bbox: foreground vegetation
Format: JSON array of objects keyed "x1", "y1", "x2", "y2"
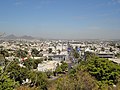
[{"x1": 1, "y1": 48, "x2": 120, "y2": 90}]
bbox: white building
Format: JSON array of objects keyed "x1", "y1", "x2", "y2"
[{"x1": 37, "y1": 61, "x2": 61, "y2": 72}]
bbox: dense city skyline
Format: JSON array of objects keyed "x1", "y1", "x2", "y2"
[{"x1": 0, "y1": 0, "x2": 120, "y2": 39}]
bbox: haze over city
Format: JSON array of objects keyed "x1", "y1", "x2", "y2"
[
  {"x1": 1, "y1": 1, "x2": 120, "y2": 90},
  {"x1": 0, "y1": 0, "x2": 120, "y2": 39}
]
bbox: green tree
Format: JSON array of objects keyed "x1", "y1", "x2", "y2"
[
  {"x1": 73, "y1": 50, "x2": 79, "y2": 58},
  {"x1": 0, "y1": 49, "x2": 9, "y2": 66},
  {"x1": 55, "y1": 66, "x2": 62, "y2": 74},
  {"x1": 0, "y1": 49, "x2": 9, "y2": 57},
  {"x1": 117, "y1": 45, "x2": 120, "y2": 49},
  {"x1": 0, "y1": 54, "x2": 5, "y2": 66},
  {"x1": 45, "y1": 70, "x2": 53, "y2": 78},
  {"x1": 0, "y1": 73, "x2": 19, "y2": 90},
  {"x1": 84, "y1": 51, "x2": 96, "y2": 60},
  {"x1": 44, "y1": 56, "x2": 47, "y2": 61},
  {"x1": 60, "y1": 61, "x2": 68, "y2": 71},
  {"x1": 101, "y1": 47, "x2": 105, "y2": 52},
  {"x1": 75, "y1": 46, "x2": 78, "y2": 51},
  {"x1": 40, "y1": 49, "x2": 43, "y2": 52},
  {"x1": 48, "y1": 57, "x2": 52, "y2": 61},
  {"x1": 48, "y1": 48, "x2": 52, "y2": 54},
  {"x1": 115, "y1": 53, "x2": 120, "y2": 58},
  {"x1": 91, "y1": 46, "x2": 97, "y2": 51},
  {"x1": 23, "y1": 58, "x2": 34, "y2": 70},
  {"x1": 57, "y1": 49, "x2": 61, "y2": 54},
  {"x1": 31, "y1": 48, "x2": 40, "y2": 57},
  {"x1": 109, "y1": 47, "x2": 113, "y2": 52},
  {"x1": 6, "y1": 61, "x2": 29, "y2": 84},
  {"x1": 29, "y1": 71, "x2": 48, "y2": 89},
  {"x1": 15, "y1": 49, "x2": 28, "y2": 58},
  {"x1": 33, "y1": 58, "x2": 43, "y2": 69},
  {"x1": 87, "y1": 57, "x2": 120, "y2": 85},
  {"x1": 56, "y1": 70, "x2": 98, "y2": 90}
]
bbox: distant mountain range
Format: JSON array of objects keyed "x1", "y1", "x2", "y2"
[{"x1": 3, "y1": 34, "x2": 35, "y2": 40}]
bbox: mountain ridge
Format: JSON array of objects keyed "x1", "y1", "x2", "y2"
[{"x1": 3, "y1": 34, "x2": 35, "y2": 40}]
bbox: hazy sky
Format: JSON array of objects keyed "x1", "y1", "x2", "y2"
[{"x1": 0, "y1": 0, "x2": 120, "y2": 39}]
